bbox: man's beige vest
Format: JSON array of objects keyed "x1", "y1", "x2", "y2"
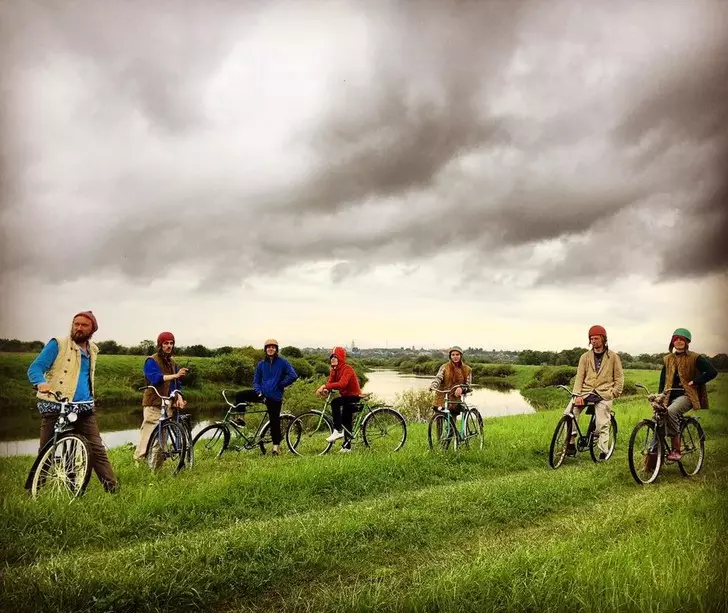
[{"x1": 36, "y1": 336, "x2": 98, "y2": 401}]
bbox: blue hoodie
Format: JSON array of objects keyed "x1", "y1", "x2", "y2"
[{"x1": 254, "y1": 354, "x2": 298, "y2": 401}]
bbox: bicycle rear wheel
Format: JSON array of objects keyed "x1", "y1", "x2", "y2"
[
  {"x1": 590, "y1": 414, "x2": 618, "y2": 463},
  {"x1": 362, "y1": 407, "x2": 407, "y2": 452},
  {"x1": 460, "y1": 409, "x2": 484, "y2": 450},
  {"x1": 678, "y1": 418, "x2": 705, "y2": 477},
  {"x1": 192, "y1": 423, "x2": 230, "y2": 461},
  {"x1": 146, "y1": 421, "x2": 186, "y2": 475},
  {"x1": 260, "y1": 413, "x2": 296, "y2": 455},
  {"x1": 548, "y1": 416, "x2": 571, "y2": 469},
  {"x1": 286, "y1": 411, "x2": 334, "y2": 457},
  {"x1": 29, "y1": 433, "x2": 92, "y2": 500},
  {"x1": 628, "y1": 419, "x2": 662, "y2": 485},
  {"x1": 428, "y1": 413, "x2": 456, "y2": 452}
]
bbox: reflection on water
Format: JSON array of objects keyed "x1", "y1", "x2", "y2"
[
  {"x1": 364, "y1": 370, "x2": 534, "y2": 418},
  {"x1": 0, "y1": 370, "x2": 534, "y2": 457}
]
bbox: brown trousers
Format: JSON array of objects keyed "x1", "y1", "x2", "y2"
[{"x1": 39, "y1": 413, "x2": 118, "y2": 492}]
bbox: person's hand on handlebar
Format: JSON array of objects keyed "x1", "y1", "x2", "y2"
[
  {"x1": 37, "y1": 382, "x2": 52, "y2": 394},
  {"x1": 454, "y1": 387, "x2": 463, "y2": 398},
  {"x1": 316, "y1": 385, "x2": 329, "y2": 397},
  {"x1": 574, "y1": 395, "x2": 585, "y2": 407}
]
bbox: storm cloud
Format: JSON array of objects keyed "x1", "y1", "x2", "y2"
[{"x1": 1, "y1": 0, "x2": 727, "y2": 291}]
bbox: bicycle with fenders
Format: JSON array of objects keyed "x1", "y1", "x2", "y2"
[
  {"x1": 285, "y1": 391, "x2": 407, "y2": 456},
  {"x1": 192, "y1": 390, "x2": 296, "y2": 459},
  {"x1": 25, "y1": 390, "x2": 93, "y2": 500},
  {"x1": 628, "y1": 385, "x2": 705, "y2": 485},
  {"x1": 548, "y1": 385, "x2": 617, "y2": 469},
  {"x1": 138, "y1": 386, "x2": 190, "y2": 474},
  {"x1": 427, "y1": 386, "x2": 484, "y2": 452}
]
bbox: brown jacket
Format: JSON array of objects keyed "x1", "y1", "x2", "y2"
[
  {"x1": 573, "y1": 349, "x2": 624, "y2": 401},
  {"x1": 663, "y1": 351, "x2": 708, "y2": 410},
  {"x1": 142, "y1": 353, "x2": 178, "y2": 407}
]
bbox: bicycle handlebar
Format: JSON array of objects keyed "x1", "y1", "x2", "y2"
[
  {"x1": 221, "y1": 389, "x2": 256, "y2": 409},
  {"x1": 137, "y1": 385, "x2": 182, "y2": 401},
  {"x1": 555, "y1": 385, "x2": 600, "y2": 399},
  {"x1": 431, "y1": 385, "x2": 471, "y2": 395}
]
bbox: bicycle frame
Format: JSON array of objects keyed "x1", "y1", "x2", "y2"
[
  {"x1": 434, "y1": 387, "x2": 474, "y2": 441},
  {"x1": 218, "y1": 390, "x2": 277, "y2": 450},
  {"x1": 317, "y1": 391, "x2": 376, "y2": 441}
]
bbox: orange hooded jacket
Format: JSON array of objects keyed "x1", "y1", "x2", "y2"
[{"x1": 324, "y1": 347, "x2": 362, "y2": 397}]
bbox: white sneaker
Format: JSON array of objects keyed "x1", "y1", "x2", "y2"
[
  {"x1": 339, "y1": 446, "x2": 352, "y2": 453},
  {"x1": 326, "y1": 429, "x2": 345, "y2": 442}
]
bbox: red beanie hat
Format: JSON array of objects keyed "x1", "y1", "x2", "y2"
[
  {"x1": 157, "y1": 331, "x2": 175, "y2": 346},
  {"x1": 73, "y1": 310, "x2": 98, "y2": 333}
]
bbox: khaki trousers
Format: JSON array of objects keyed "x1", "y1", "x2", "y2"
[
  {"x1": 135, "y1": 405, "x2": 177, "y2": 460},
  {"x1": 39, "y1": 413, "x2": 118, "y2": 491},
  {"x1": 565, "y1": 400, "x2": 613, "y2": 454}
]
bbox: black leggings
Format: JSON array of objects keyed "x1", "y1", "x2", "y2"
[
  {"x1": 332, "y1": 396, "x2": 361, "y2": 446},
  {"x1": 235, "y1": 389, "x2": 283, "y2": 445}
]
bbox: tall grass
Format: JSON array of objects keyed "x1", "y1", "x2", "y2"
[{"x1": 1, "y1": 376, "x2": 726, "y2": 612}]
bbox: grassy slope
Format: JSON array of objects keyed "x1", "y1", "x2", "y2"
[{"x1": 0, "y1": 374, "x2": 726, "y2": 612}]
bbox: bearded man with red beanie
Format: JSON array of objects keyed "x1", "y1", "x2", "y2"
[
  {"x1": 657, "y1": 328, "x2": 717, "y2": 461},
  {"x1": 27, "y1": 311, "x2": 118, "y2": 493},
  {"x1": 567, "y1": 325, "x2": 624, "y2": 460},
  {"x1": 316, "y1": 346, "x2": 362, "y2": 452},
  {"x1": 135, "y1": 331, "x2": 189, "y2": 461}
]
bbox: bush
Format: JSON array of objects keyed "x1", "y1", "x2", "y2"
[
  {"x1": 203, "y1": 352, "x2": 256, "y2": 385},
  {"x1": 282, "y1": 378, "x2": 327, "y2": 415},
  {"x1": 528, "y1": 365, "x2": 577, "y2": 389},
  {"x1": 471, "y1": 364, "x2": 515, "y2": 380},
  {"x1": 289, "y1": 358, "x2": 314, "y2": 379},
  {"x1": 393, "y1": 388, "x2": 433, "y2": 422},
  {"x1": 281, "y1": 346, "x2": 303, "y2": 358}
]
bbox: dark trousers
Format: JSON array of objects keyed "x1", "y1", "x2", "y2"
[
  {"x1": 332, "y1": 396, "x2": 361, "y2": 448},
  {"x1": 39, "y1": 413, "x2": 118, "y2": 492},
  {"x1": 234, "y1": 390, "x2": 282, "y2": 445}
]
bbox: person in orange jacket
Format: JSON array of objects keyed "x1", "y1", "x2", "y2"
[{"x1": 316, "y1": 346, "x2": 362, "y2": 452}]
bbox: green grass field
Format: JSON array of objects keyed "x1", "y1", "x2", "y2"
[{"x1": 0, "y1": 372, "x2": 726, "y2": 612}]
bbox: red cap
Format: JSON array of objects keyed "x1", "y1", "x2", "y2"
[
  {"x1": 73, "y1": 311, "x2": 98, "y2": 333},
  {"x1": 588, "y1": 325, "x2": 607, "y2": 342},
  {"x1": 157, "y1": 331, "x2": 175, "y2": 346}
]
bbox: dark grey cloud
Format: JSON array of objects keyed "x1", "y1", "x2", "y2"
[{"x1": 1, "y1": 0, "x2": 727, "y2": 292}]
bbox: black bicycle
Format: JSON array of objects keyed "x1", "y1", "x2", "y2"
[
  {"x1": 549, "y1": 385, "x2": 617, "y2": 469},
  {"x1": 192, "y1": 390, "x2": 296, "y2": 459},
  {"x1": 628, "y1": 385, "x2": 705, "y2": 485},
  {"x1": 25, "y1": 390, "x2": 93, "y2": 500}
]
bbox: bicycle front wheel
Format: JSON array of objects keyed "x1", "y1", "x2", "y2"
[
  {"x1": 286, "y1": 411, "x2": 334, "y2": 457},
  {"x1": 260, "y1": 413, "x2": 296, "y2": 455},
  {"x1": 147, "y1": 421, "x2": 187, "y2": 475},
  {"x1": 428, "y1": 413, "x2": 456, "y2": 452},
  {"x1": 678, "y1": 418, "x2": 705, "y2": 477},
  {"x1": 29, "y1": 433, "x2": 92, "y2": 500},
  {"x1": 548, "y1": 416, "x2": 571, "y2": 469},
  {"x1": 628, "y1": 419, "x2": 662, "y2": 485},
  {"x1": 362, "y1": 407, "x2": 407, "y2": 452},
  {"x1": 192, "y1": 423, "x2": 230, "y2": 461},
  {"x1": 460, "y1": 409, "x2": 484, "y2": 450},
  {"x1": 590, "y1": 414, "x2": 618, "y2": 463}
]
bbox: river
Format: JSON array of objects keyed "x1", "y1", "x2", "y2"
[{"x1": 0, "y1": 370, "x2": 533, "y2": 456}]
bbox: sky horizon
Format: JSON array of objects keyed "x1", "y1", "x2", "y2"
[{"x1": 1, "y1": 1, "x2": 727, "y2": 356}]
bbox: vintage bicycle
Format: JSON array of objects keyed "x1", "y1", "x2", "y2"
[
  {"x1": 285, "y1": 391, "x2": 407, "y2": 456},
  {"x1": 627, "y1": 385, "x2": 705, "y2": 485},
  {"x1": 138, "y1": 386, "x2": 189, "y2": 474},
  {"x1": 427, "y1": 385, "x2": 484, "y2": 452},
  {"x1": 25, "y1": 390, "x2": 94, "y2": 500},
  {"x1": 192, "y1": 390, "x2": 296, "y2": 460},
  {"x1": 548, "y1": 385, "x2": 617, "y2": 469}
]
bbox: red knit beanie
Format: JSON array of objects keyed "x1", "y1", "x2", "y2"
[
  {"x1": 73, "y1": 310, "x2": 98, "y2": 333},
  {"x1": 157, "y1": 331, "x2": 175, "y2": 346}
]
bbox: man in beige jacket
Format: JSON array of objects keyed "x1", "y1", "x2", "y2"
[{"x1": 566, "y1": 325, "x2": 624, "y2": 459}]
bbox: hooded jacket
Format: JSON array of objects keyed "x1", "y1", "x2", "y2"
[
  {"x1": 324, "y1": 347, "x2": 362, "y2": 397},
  {"x1": 254, "y1": 352, "x2": 298, "y2": 401}
]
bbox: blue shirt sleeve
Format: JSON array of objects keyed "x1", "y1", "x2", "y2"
[
  {"x1": 143, "y1": 358, "x2": 164, "y2": 386},
  {"x1": 28, "y1": 339, "x2": 59, "y2": 386},
  {"x1": 281, "y1": 359, "x2": 298, "y2": 388},
  {"x1": 253, "y1": 362, "x2": 263, "y2": 394}
]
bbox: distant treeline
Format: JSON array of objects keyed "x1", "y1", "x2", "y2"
[{"x1": 2, "y1": 338, "x2": 726, "y2": 371}]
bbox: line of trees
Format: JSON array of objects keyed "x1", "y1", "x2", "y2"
[{"x1": 2, "y1": 338, "x2": 726, "y2": 371}]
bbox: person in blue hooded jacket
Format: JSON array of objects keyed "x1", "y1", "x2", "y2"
[{"x1": 237, "y1": 339, "x2": 298, "y2": 455}]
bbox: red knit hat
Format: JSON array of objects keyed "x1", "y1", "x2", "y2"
[
  {"x1": 73, "y1": 310, "x2": 98, "y2": 333},
  {"x1": 157, "y1": 331, "x2": 175, "y2": 346}
]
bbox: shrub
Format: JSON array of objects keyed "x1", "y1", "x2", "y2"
[
  {"x1": 203, "y1": 352, "x2": 256, "y2": 385},
  {"x1": 282, "y1": 378, "x2": 327, "y2": 415},
  {"x1": 289, "y1": 358, "x2": 314, "y2": 379},
  {"x1": 528, "y1": 365, "x2": 577, "y2": 389},
  {"x1": 393, "y1": 388, "x2": 433, "y2": 422}
]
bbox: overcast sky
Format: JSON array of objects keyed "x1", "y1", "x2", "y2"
[{"x1": 1, "y1": 0, "x2": 726, "y2": 355}]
